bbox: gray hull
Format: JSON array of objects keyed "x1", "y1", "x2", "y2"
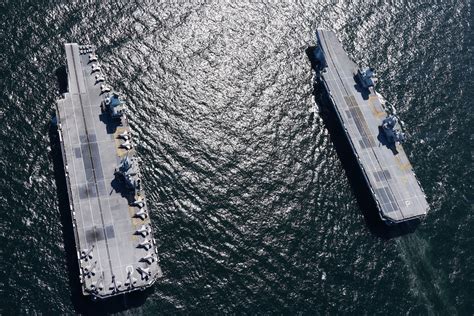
[
  {"x1": 55, "y1": 44, "x2": 162, "y2": 299},
  {"x1": 314, "y1": 30, "x2": 429, "y2": 224}
]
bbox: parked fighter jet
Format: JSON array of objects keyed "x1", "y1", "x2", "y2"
[
  {"x1": 83, "y1": 261, "x2": 97, "y2": 278},
  {"x1": 135, "y1": 225, "x2": 151, "y2": 237},
  {"x1": 131, "y1": 198, "x2": 145, "y2": 208},
  {"x1": 117, "y1": 130, "x2": 131, "y2": 140},
  {"x1": 140, "y1": 253, "x2": 156, "y2": 265},
  {"x1": 137, "y1": 266, "x2": 151, "y2": 280},
  {"x1": 95, "y1": 74, "x2": 105, "y2": 84},
  {"x1": 137, "y1": 238, "x2": 152, "y2": 250},
  {"x1": 135, "y1": 208, "x2": 148, "y2": 220},
  {"x1": 88, "y1": 53, "x2": 97, "y2": 63},
  {"x1": 87, "y1": 274, "x2": 104, "y2": 294},
  {"x1": 80, "y1": 245, "x2": 95, "y2": 261},
  {"x1": 119, "y1": 140, "x2": 133, "y2": 150},
  {"x1": 100, "y1": 84, "x2": 111, "y2": 94},
  {"x1": 91, "y1": 64, "x2": 101, "y2": 73}
]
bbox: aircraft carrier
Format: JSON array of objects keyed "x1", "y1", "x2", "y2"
[
  {"x1": 312, "y1": 29, "x2": 429, "y2": 224},
  {"x1": 55, "y1": 43, "x2": 162, "y2": 298}
]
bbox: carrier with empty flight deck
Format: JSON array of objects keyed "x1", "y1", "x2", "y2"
[
  {"x1": 55, "y1": 43, "x2": 162, "y2": 298},
  {"x1": 312, "y1": 29, "x2": 429, "y2": 224}
]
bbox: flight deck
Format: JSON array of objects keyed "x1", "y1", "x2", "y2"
[
  {"x1": 55, "y1": 43, "x2": 162, "y2": 298},
  {"x1": 313, "y1": 29, "x2": 429, "y2": 223}
]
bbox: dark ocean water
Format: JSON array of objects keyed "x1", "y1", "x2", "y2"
[{"x1": 0, "y1": 1, "x2": 472, "y2": 314}]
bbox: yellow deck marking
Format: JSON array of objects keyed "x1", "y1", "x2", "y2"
[
  {"x1": 395, "y1": 155, "x2": 412, "y2": 171},
  {"x1": 368, "y1": 95, "x2": 386, "y2": 119}
]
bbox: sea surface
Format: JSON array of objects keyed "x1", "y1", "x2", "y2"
[{"x1": 0, "y1": 1, "x2": 472, "y2": 314}]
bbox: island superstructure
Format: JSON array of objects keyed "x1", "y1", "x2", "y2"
[
  {"x1": 55, "y1": 43, "x2": 162, "y2": 298},
  {"x1": 313, "y1": 29, "x2": 429, "y2": 224}
]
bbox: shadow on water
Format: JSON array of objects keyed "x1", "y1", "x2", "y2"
[
  {"x1": 55, "y1": 66, "x2": 68, "y2": 94},
  {"x1": 306, "y1": 47, "x2": 420, "y2": 239},
  {"x1": 50, "y1": 68, "x2": 151, "y2": 314}
]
